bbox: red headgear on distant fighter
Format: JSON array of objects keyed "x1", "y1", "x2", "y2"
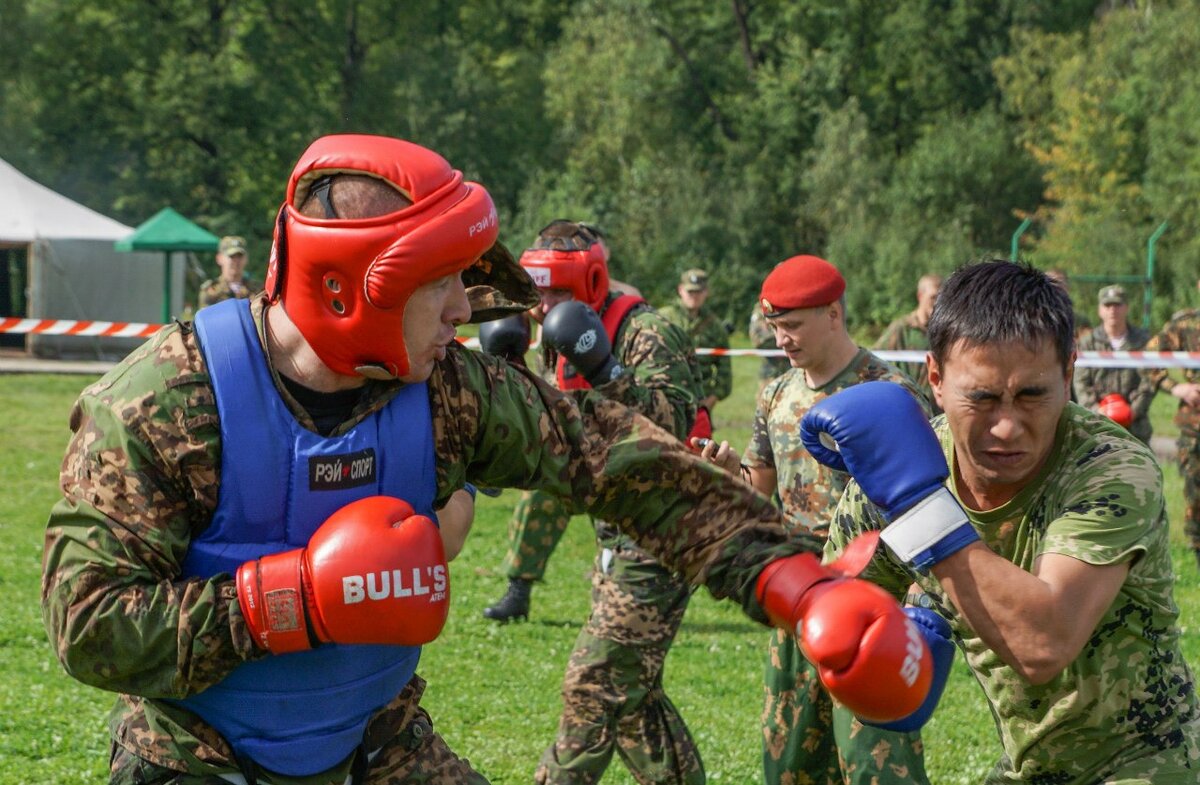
[
  {"x1": 265, "y1": 134, "x2": 499, "y2": 379},
  {"x1": 517, "y1": 220, "x2": 610, "y2": 312}
]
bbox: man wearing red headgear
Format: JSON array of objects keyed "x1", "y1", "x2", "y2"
[
  {"x1": 697, "y1": 255, "x2": 940, "y2": 785},
  {"x1": 486, "y1": 220, "x2": 708, "y2": 784},
  {"x1": 44, "y1": 138, "x2": 934, "y2": 785}
]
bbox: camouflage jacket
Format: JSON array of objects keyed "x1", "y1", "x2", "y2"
[
  {"x1": 42, "y1": 295, "x2": 813, "y2": 779},
  {"x1": 873, "y1": 310, "x2": 934, "y2": 406},
  {"x1": 743, "y1": 348, "x2": 929, "y2": 537},
  {"x1": 829, "y1": 404, "x2": 1200, "y2": 783},
  {"x1": 1073, "y1": 324, "x2": 1155, "y2": 443},
  {"x1": 604, "y1": 297, "x2": 703, "y2": 440},
  {"x1": 197, "y1": 276, "x2": 263, "y2": 308},
  {"x1": 656, "y1": 302, "x2": 733, "y2": 403},
  {"x1": 1146, "y1": 307, "x2": 1200, "y2": 430}
]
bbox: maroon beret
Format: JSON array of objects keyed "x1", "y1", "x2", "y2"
[{"x1": 759, "y1": 255, "x2": 845, "y2": 316}]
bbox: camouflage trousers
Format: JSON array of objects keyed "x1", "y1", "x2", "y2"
[
  {"x1": 503, "y1": 489, "x2": 572, "y2": 582},
  {"x1": 108, "y1": 677, "x2": 488, "y2": 785},
  {"x1": 762, "y1": 628, "x2": 929, "y2": 785},
  {"x1": 1178, "y1": 422, "x2": 1200, "y2": 551},
  {"x1": 535, "y1": 532, "x2": 703, "y2": 785}
]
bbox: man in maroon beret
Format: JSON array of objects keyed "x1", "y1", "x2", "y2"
[{"x1": 697, "y1": 254, "x2": 937, "y2": 784}]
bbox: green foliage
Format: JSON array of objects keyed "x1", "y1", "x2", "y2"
[{"x1": 3, "y1": 0, "x2": 1197, "y2": 328}]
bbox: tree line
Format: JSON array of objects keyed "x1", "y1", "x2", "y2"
[{"x1": 1, "y1": 0, "x2": 1196, "y2": 330}]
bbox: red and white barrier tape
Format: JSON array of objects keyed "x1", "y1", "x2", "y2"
[
  {"x1": 3, "y1": 318, "x2": 1197, "y2": 367},
  {"x1": 697, "y1": 348, "x2": 1200, "y2": 368},
  {"x1": 0, "y1": 317, "x2": 160, "y2": 339}
]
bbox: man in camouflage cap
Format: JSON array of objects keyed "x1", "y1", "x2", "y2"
[
  {"x1": 874, "y1": 273, "x2": 942, "y2": 411},
  {"x1": 1145, "y1": 274, "x2": 1200, "y2": 570},
  {"x1": 813, "y1": 260, "x2": 1200, "y2": 783},
  {"x1": 1073, "y1": 284, "x2": 1155, "y2": 444},
  {"x1": 197, "y1": 235, "x2": 263, "y2": 308},
  {"x1": 697, "y1": 254, "x2": 934, "y2": 785},
  {"x1": 658, "y1": 267, "x2": 734, "y2": 419}
]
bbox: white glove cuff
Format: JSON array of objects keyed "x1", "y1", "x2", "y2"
[{"x1": 880, "y1": 486, "x2": 979, "y2": 572}]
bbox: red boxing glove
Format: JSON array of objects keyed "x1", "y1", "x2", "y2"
[
  {"x1": 237, "y1": 496, "x2": 450, "y2": 654},
  {"x1": 1098, "y1": 393, "x2": 1133, "y2": 428},
  {"x1": 756, "y1": 538, "x2": 932, "y2": 723}
]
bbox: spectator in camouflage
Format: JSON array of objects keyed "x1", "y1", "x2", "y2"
[
  {"x1": 657, "y1": 268, "x2": 734, "y2": 415},
  {"x1": 41, "y1": 136, "x2": 822, "y2": 785},
  {"x1": 749, "y1": 304, "x2": 791, "y2": 394},
  {"x1": 830, "y1": 260, "x2": 1200, "y2": 783},
  {"x1": 697, "y1": 254, "x2": 933, "y2": 785},
  {"x1": 1073, "y1": 284, "x2": 1155, "y2": 445},
  {"x1": 1145, "y1": 274, "x2": 1200, "y2": 569},
  {"x1": 197, "y1": 235, "x2": 263, "y2": 309},
  {"x1": 874, "y1": 273, "x2": 941, "y2": 413}
]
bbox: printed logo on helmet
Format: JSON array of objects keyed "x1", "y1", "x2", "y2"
[
  {"x1": 575, "y1": 329, "x2": 597, "y2": 354},
  {"x1": 468, "y1": 208, "x2": 497, "y2": 238},
  {"x1": 527, "y1": 267, "x2": 553, "y2": 287},
  {"x1": 309, "y1": 448, "x2": 377, "y2": 491}
]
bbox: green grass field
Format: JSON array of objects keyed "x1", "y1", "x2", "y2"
[{"x1": 1, "y1": 354, "x2": 1197, "y2": 784}]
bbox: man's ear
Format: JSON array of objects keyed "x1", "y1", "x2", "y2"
[{"x1": 927, "y1": 352, "x2": 943, "y2": 410}]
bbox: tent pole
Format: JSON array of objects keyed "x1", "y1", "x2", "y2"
[{"x1": 162, "y1": 251, "x2": 172, "y2": 324}]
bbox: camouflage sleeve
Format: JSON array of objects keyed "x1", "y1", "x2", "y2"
[
  {"x1": 1143, "y1": 328, "x2": 1176, "y2": 392},
  {"x1": 1072, "y1": 335, "x2": 1100, "y2": 409},
  {"x1": 742, "y1": 374, "x2": 783, "y2": 470},
  {"x1": 1128, "y1": 367, "x2": 1156, "y2": 419},
  {"x1": 42, "y1": 326, "x2": 262, "y2": 699},
  {"x1": 875, "y1": 316, "x2": 912, "y2": 351},
  {"x1": 824, "y1": 481, "x2": 913, "y2": 599},
  {"x1": 597, "y1": 308, "x2": 699, "y2": 440},
  {"x1": 1039, "y1": 441, "x2": 1160, "y2": 566},
  {"x1": 428, "y1": 346, "x2": 822, "y2": 623}
]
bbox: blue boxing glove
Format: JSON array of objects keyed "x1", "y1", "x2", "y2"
[
  {"x1": 800, "y1": 381, "x2": 979, "y2": 572},
  {"x1": 869, "y1": 607, "x2": 954, "y2": 732}
]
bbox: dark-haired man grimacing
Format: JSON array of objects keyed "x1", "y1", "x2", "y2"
[{"x1": 802, "y1": 260, "x2": 1199, "y2": 783}]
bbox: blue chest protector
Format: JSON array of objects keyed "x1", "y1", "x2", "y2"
[{"x1": 176, "y1": 299, "x2": 437, "y2": 776}]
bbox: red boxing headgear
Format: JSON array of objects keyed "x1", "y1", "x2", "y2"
[
  {"x1": 517, "y1": 221, "x2": 610, "y2": 312},
  {"x1": 265, "y1": 134, "x2": 498, "y2": 379}
]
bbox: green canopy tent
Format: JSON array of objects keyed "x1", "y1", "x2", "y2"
[{"x1": 115, "y1": 207, "x2": 219, "y2": 323}]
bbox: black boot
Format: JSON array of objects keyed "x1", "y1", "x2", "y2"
[{"x1": 483, "y1": 578, "x2": 532, "y2": 622}]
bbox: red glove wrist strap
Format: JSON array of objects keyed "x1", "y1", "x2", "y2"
[
  {"x1": 755, "y1": 552, "x2": 831, "y2": 629},
  {"x1": 237, "y1": 551, "x2": 313, "y2": 654}
]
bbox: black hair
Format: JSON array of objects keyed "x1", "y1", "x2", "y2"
[{"x1": 927, "y1": 259, "x2": 1075, "y2": 372}]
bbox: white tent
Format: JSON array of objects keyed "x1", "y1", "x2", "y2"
[{"x1": 0, "y1": 157, "x2": 180, "y2": 359}]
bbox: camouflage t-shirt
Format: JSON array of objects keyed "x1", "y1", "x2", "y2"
[
  {"x1": 828, "y1": 404, "x2": 1200, "y2": 783},
  {"x1": 197, "y1": 276, "x2": 263, "y2": 308},
  {"x1": 743, "y1": 348, "x2": 928, "y2": 536},
  {"x1": 42, "y1": 295, "x2": 817, "y2": 779},
  {"x1": 873, "y1": 309, "x2": 935, "y2": 406}
]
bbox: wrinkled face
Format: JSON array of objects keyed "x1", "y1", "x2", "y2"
[
  {"x1": 218, "y1": 251, "x2": 247, "y2": 281},
  {"x1": 930, "y1": 337, "x2": 1071, "y2": 505},
  {"x1": 530, "y1": 287, "x2": 574, "y2": 324},
  {"x1": 767, "y1": 304, "x2": 838, "y2": 369},
  {"x1": 399, "y1": 272, "x2": 471, "y2": 383},
  {"x1": 679, "y1": 286, "x2": 708, "y2": 310},
  {"x1": 1098, "y1": 301, "x2": 1129, "y2": 336}
]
